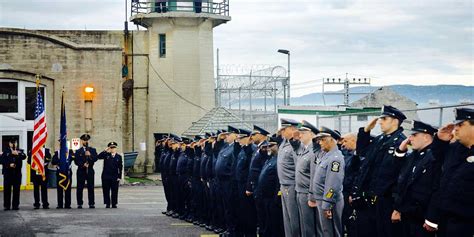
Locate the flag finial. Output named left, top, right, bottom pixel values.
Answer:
left=35, top=74, right=41, bottom=87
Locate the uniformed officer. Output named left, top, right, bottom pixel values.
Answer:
left=256, top=137, right=284, bottom=237
left=191, top=136, right=204, bottom=225
left=245, top=125, right=270, bottom=237
left=340, top=133, right=361, bottom=237
left=52, top=146, right=74, bottom=209
left=2, top=138, right=26, bottom=211
left=176, top=137, right=192, bottom=219
left=210, top=130, right=227, bottom=234
left=215, top=126, right=241, bottom=236
left=199, top=133, right=213, bottom=228
left=424, top=108, right=474, bottom=237
left=390, top=120, right=440, bottom=237
left=351, top=105, right=407, bottom=237
left=98, top=142, right=123, bottom=208
left=27, top=146, right=52, bottom=209
left=294, top=120, right=320, bottom=237
left=74, top=134, right=98, bottom=209
left=308, top=127, right=345, bottom=237
left=277, top=118, right=302, bottom=237
left=168, top=135, right=182, bottom=217
left=234, top=128, right=258, bottom=237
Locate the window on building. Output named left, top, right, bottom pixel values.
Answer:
left=25, top=87, right=45, bottom=120
left=159, top=34, right=166, bottom=58
left=0, top=82, right=18, bottom=113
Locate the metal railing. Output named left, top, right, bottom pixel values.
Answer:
left=131, top=0, right=229, bottom=16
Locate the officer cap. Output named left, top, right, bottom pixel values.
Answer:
left=107, top=142, right=118, bottom=148
left=315, top=126, right=342, bottom=141
left=80, top=134, right=91, bottom=141
left=410, top=120, right=437, bottom=136
left=298, top=120, right=319, bottom=134
left=379, top=105, right=407, bottom=122
left=251, top=125, right=270, bottom=136
left=280, top=118, right=300, bottom=127
left=454, top=108, right=474, bottom=125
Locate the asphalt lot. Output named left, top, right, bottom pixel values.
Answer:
left=0, top=185, right=217, bottom=237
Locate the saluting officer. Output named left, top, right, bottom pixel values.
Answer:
left=351, top=105, right=407, bottom=237
left=424, top=108, right=474, bottom=237
left=277, top=118, right=302, bottom=237
left=27, top=146, right=52, bottom=209
left=2, top=138, right=26, bottom=211
left=294, top=120, right=320, bottom=237
left=390, top=120, right=440, bottom=237
left=74, top=134, right=98, bottom=209
left=98, top=142, right=123, bottom=208
left=309, top=127, right=345, bottom=237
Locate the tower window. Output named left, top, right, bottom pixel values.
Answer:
left=159, top=34, right=166, bottom=58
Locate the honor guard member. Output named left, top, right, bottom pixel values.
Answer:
left=245, top=125, right=270, bottom=236
left=211, top=130, right=228, bottom=234
left=351, top=105, right=407, bottom=237
left=309, top=127, right=345, bottom=237
left=98, top=142, right=123, bottom=208
left=277, top=118, right=302, bottom=237
left=234, top=128, right=258, bottom=237
left=390, top=120, right=440, bottom=237
left=176, top=137, right=192, bottom=220
left=294, top=120, right=320, bottom=237
left=256, top=137, right=285, bottom=237
left=74, top=134, right=98, bottom=209
left=424, top=108, right=474, bottom=237
left=2, top=138, right=26, bottom=211
left=168, top=135, right=182, bottom=217
left=215, top=126, right=242, bottom=236
left=340, top=133, right=361, bottom=237
left=199, top=133, right=212, bottom=228
left=27, top=146, right=52, bottom=209
left=52, top=145, right=74, bottom=209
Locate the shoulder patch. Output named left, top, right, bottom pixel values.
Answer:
left=331, top=161, right=340, bottom=172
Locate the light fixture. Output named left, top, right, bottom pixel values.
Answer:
left=85, top=86, right=94, bottom=93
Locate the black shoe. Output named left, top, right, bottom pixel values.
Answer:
left=89, top=205, right=95, bottom=209
left=161, top=211, right=167, bottom=215
left=34, top=206, right=40, bottom=210
left=179, top=215, right=186, bottom=220
left=205, top=225, right=212, bottom=231
left=43, top=206, right=50, bottom=209
left=200, top=223, right=206, bottom=228
left=166, top=211, right=172, bottom=216
left=12, top=207, right=19, bottom=211
left=112, top=205, right=117, bottom=208
left=106, top=205, right=110, bottom=208
left=65, top=206, right=71, bottom=209
left=172, top=213, right=179, bottom=218
left=78, top=205, right=82, bottom=209
left=56, top=206, right=63, bottom=209
left=4, top=208, right=10, bottom=211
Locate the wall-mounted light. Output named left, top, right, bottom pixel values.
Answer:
left=83, top=85, right=95, bottom=133
left=85, top=86, right=94, bottom=93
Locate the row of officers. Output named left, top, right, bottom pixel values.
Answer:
left=0, top=134, right=123, bottom=210
left=156, top=106, right=473, bottom=237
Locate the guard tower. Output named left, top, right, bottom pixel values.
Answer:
left=128, top=0, right=230, bottom=172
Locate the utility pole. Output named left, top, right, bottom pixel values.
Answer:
left=322, top=73, right=371, bottom=106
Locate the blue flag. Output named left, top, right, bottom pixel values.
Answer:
left=58, top=90, right=70, bottom=191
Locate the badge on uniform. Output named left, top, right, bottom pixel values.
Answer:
left=467, top=156, right=474, bottom=163
left=331, top=161, right=340, bottom=172
left=326, top=188, right=334, bottom=199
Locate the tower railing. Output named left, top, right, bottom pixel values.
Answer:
left=131, top=0, right=229, bottom=16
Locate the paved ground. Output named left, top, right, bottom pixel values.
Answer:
left=0, top=185, right=217, bottom=237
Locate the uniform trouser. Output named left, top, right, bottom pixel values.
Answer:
left=355, top=196, right=401, bottom=237
left=168, top=175, right=178, bottom=212
left=210, top=178, right=225, bottom=228
left=219, top=178, right=238, bottom=234
left=237, top=182, right=257, bottom=236
left=296, top=192, right=317, bottom=237
left=33, top=178, right=49, bottom=208
left=201, top=180, right=211, bottom=224
left=76, top=170, right=95, bottom=206
left=161, top=174, right=171, bottom=211
left=262, top=196, right=285, bottom=237
left=439, top=213, right=474, bottom=237
left=342, top=193, right=357, bottom=237
left=177, top=174, right=190, bottom=216
left=3, top=175, right=21, bottom=209
left=102, top=178, right=119, bottom=206
left=401, top=217, right=435, bottom=237
left=280, top=184, right=301, bottom=237
left=191, top=178, right=203, bottom=220
left=56, top=173, right=71, bottom=208
left=316, top=197, right=344, bottom=237
left=254, top=196, right=266, bottom=236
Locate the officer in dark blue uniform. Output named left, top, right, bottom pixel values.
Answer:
left=190, top=136, right=204, bottom=225
left=168, top=134, right=181, bottom=218
left=352, top=105, right=407, bottom=237
left=176, top=137, right=192, bottom=219
left=256, top=137, right=285, bottom=237
left=210, top=130, right=227, bottom=234
left=424, top=108, right=474, bottom=237
left=199, top=133, right=213, bottom=228
left=27, top=146, right=52, bottom=209
left=155, top=133, right=169, bottom=173
left=74, top=134, right=98, bottom=209
left=234, top=128, right=258, bottom=237
left=98, top=142, right=123, bottom=208
left=215, top=126, right=242, bottom=236
left=2, top=138, right=26, bottom=211
left=52, top=146, right=74, bottom=209
left=245, top=125, right=270, bottom=236
left=390, top=120, right=440, bottom=237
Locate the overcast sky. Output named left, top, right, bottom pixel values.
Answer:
left=1, top=0, right=472, bottom=96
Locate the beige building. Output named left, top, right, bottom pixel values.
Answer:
left=0, top=0, right=231, bottom=188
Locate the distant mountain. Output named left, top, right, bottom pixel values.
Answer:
left=291, top=85, right=474, bottom=106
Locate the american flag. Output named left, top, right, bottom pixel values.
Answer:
left=31, top=89, right=47, bottom=180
